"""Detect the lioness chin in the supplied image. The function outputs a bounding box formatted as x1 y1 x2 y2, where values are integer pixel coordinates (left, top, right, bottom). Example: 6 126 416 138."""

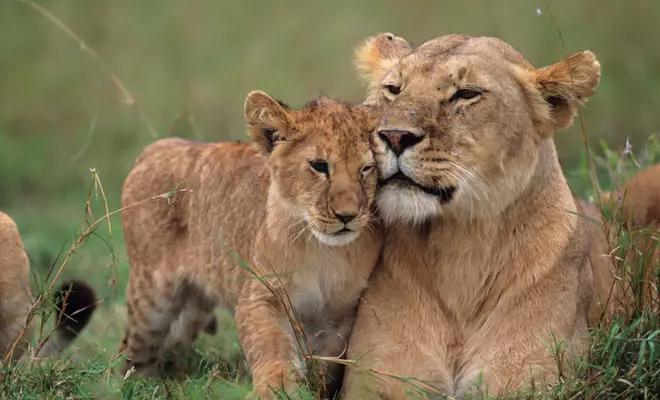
0 211 97 363
119 92 381 399
342 34 603 399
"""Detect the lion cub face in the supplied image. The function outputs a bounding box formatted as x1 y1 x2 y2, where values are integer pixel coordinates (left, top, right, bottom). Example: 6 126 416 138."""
245 91 379 246
354 34 600 224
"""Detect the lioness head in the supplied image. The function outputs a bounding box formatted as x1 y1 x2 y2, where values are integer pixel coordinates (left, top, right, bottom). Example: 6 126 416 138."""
354 34 601 224
244 91 379 246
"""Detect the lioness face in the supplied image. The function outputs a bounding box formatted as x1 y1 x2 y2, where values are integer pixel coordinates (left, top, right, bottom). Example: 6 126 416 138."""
355 34 600 224
245 91 379 246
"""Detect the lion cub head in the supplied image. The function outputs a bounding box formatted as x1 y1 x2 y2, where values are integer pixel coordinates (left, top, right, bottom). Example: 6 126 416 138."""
244 91 379 246
354 34 600 224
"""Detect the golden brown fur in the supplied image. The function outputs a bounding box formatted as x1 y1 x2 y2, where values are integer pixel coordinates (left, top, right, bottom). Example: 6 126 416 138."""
577 197 619 323
583 164 660 323
343 34 602 398
119 91 382 398
603 164 660 229
354 33 414 105
0 211 32 361
0 211 97 363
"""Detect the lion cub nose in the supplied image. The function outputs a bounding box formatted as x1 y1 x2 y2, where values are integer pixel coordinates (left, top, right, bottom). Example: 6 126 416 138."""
334 212 357 224
378 130 423 156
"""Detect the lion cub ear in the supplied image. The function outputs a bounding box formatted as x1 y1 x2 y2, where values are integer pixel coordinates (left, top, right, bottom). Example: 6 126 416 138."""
354 33 412 103
533 51 601 134
244 90 295 155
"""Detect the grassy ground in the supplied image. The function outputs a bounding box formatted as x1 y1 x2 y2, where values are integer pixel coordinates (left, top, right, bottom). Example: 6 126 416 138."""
1 0 659 398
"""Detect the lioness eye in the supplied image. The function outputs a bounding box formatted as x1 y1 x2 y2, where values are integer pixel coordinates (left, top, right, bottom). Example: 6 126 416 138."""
384 85 401 95
450 89 482 102
310 159 329 175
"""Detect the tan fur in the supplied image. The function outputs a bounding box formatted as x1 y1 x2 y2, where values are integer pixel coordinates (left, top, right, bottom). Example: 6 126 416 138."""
343 34 602 398
603 164 660 229
0 211 97 363
0 211 33 361
354 33 414 105
119 92 382 398
584 165 660 323
577 198 619 324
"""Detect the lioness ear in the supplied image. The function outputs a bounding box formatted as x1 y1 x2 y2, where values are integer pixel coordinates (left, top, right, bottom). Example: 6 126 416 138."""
244 90 295 155
533 51 601 133
354 33 412 103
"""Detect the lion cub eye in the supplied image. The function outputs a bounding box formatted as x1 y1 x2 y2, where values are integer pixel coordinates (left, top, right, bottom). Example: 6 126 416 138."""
309 159 329 175
449 88 483 102
360 163 376 178
384 85 401 95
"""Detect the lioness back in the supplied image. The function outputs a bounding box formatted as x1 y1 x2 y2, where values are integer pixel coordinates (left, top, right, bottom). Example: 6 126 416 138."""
584 164 660 323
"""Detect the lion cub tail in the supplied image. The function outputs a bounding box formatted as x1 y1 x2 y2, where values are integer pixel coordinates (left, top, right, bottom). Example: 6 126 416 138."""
32 280 97 359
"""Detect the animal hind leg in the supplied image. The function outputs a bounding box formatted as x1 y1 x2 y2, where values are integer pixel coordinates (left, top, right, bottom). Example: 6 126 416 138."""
0 314 32 362
165 283 217 352
120 272 184 377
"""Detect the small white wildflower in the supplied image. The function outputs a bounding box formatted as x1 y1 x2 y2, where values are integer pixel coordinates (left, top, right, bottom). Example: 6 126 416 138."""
625 138 640 167
536 8 542 17
622 137 633 156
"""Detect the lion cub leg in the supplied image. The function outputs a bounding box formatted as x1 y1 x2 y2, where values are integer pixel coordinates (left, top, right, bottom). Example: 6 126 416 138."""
120 273 185 377
166 286 217 352
236 279 303 399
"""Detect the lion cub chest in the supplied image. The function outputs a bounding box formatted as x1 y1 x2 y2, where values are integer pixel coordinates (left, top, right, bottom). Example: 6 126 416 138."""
283 249 372 351
289 254 369 320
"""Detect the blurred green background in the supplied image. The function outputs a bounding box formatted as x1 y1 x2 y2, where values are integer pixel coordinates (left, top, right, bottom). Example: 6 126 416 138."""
0 0 658 357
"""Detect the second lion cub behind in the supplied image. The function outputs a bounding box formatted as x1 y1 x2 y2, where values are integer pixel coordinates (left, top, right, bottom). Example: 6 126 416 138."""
119 91 381 398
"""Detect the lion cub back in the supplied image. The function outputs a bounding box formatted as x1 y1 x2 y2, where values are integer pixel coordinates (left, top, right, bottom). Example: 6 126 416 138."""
121 137 269 305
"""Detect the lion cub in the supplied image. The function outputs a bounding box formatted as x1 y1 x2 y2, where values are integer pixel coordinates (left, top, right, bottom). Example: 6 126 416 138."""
119 91 382 397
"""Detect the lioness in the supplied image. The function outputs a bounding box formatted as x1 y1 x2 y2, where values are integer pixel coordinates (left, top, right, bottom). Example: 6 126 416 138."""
342 34 602 398
1 211 97 362
357 33 660 327
119 91 381 398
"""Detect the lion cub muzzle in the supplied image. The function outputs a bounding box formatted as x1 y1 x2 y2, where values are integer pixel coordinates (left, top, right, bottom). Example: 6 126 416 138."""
316 177 367 246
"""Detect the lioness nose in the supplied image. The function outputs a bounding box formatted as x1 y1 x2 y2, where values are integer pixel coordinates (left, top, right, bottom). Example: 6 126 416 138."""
378 130 423 156
334 211 357 224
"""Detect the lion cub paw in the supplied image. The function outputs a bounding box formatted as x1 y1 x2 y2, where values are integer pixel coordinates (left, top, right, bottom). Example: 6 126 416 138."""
250 362 303 399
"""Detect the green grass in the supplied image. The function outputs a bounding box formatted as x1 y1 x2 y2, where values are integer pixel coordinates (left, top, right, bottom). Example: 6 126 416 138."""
1 0 659 398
